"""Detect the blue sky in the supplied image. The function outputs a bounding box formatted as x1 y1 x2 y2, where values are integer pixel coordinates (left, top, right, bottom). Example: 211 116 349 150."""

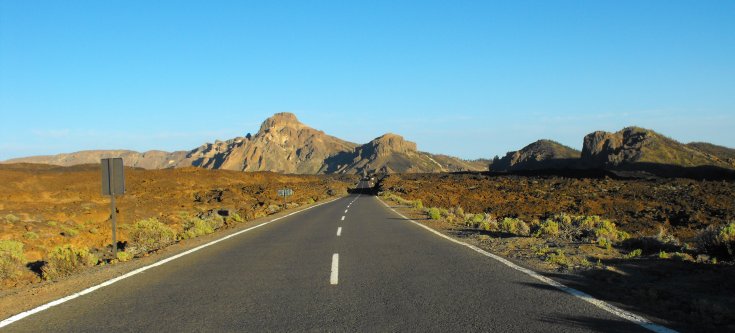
1 1 733 160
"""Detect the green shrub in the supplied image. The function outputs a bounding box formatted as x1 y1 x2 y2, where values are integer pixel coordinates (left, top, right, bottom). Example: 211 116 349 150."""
545 249 569 268
479 218 497 231
42 245 98 280
624 249 643 259
0 240 26 280
659 251 670 259
696 222 735 259
127 218 176 255
181 218 215 239
4 214 20 223
412 200 423 210
427 207 442 220
116 251 133 262
307 198 315 204
499 217 530 236
533 219 560 238
229 212 244 223
23 232 39 240
47 221 58 227
592 220 628 242
597 237 612 250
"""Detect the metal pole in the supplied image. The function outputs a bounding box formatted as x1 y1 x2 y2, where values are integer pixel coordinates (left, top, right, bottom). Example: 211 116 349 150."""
111 193 117 258
109 159 117 259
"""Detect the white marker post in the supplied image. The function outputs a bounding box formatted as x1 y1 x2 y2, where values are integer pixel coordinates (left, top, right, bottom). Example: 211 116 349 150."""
101 158 125 258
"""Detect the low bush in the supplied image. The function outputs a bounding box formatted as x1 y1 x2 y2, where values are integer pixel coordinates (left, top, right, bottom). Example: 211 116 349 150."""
116 251 133 262
499 217 530 236
23 232 39 240
545 249 569 268
412 200 423 210
0 240 26 280
533 219 560 238
42 245 98 280
427 207 442 220
4 214 20 223
127 218 176 255
181 218 215 239
696 222 735 260
624 248 643 259
229 212 244 223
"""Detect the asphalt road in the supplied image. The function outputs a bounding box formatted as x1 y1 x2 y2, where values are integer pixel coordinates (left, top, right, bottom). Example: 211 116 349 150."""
4 181 651 332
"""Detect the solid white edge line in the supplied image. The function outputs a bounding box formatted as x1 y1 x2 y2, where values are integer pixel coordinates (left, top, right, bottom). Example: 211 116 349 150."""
377 198 677 333
330 253 339 285
336 227 342 236
0 196 345 328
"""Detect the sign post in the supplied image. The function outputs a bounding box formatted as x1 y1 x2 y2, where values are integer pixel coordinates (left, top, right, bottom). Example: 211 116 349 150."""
101 158 125 258
278 188 294 209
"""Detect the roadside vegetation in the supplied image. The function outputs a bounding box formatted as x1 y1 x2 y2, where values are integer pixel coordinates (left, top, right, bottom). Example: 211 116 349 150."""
381 186 735 331
383 192 727 269
0 165 356 289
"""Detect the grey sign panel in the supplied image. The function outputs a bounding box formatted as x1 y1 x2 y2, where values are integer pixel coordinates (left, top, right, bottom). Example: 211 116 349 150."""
101 158 125 196
278 188 293 197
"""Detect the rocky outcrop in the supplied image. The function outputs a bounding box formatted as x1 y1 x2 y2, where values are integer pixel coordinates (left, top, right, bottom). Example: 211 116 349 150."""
492 140 580 171
180 112 358 173
327 133 476 174
581 127 732 169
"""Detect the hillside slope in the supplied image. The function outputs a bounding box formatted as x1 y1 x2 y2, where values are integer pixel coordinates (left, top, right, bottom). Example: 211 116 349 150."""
491 140 581 171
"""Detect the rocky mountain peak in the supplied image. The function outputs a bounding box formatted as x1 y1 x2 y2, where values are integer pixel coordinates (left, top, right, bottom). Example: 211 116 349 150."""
366 133 417 156
258 112 304 134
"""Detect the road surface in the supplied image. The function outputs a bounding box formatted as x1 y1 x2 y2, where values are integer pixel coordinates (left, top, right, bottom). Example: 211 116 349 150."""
4 181 651 332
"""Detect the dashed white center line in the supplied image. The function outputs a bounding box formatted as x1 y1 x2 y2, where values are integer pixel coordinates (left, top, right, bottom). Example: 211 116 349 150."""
336 227 342 236
330 253 339 285
344 209 348 213
341 216 345 221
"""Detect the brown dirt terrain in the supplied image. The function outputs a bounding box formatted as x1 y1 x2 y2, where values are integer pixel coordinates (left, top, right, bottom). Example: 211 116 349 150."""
0 163 355 289
380 172 735 239
379 173 735 332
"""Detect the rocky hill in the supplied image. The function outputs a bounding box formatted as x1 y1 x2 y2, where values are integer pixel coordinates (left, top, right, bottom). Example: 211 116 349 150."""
3 113 485 174
491 140 581 171
3 150 188 169
582 127 734 169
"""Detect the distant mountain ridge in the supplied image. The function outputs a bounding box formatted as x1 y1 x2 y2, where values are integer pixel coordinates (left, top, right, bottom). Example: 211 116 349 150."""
491 126 735 177
3 113 485 174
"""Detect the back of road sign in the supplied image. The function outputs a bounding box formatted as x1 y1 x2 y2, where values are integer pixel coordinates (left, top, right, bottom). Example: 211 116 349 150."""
101 158 125 196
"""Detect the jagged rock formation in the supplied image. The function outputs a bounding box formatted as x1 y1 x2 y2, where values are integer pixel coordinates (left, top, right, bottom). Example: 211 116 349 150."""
179 112 358 173
3 113 485 174
581 127 733 169
491 140 581 171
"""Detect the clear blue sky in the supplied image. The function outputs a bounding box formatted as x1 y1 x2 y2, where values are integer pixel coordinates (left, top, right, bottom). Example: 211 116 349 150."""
1 1 733 160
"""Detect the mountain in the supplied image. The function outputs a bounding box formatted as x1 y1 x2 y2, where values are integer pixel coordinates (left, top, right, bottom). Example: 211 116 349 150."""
326 133 484 174
582 127 734 169
2 150 188 169
491 140 581 171
3 113 485 174
179 112 358 173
